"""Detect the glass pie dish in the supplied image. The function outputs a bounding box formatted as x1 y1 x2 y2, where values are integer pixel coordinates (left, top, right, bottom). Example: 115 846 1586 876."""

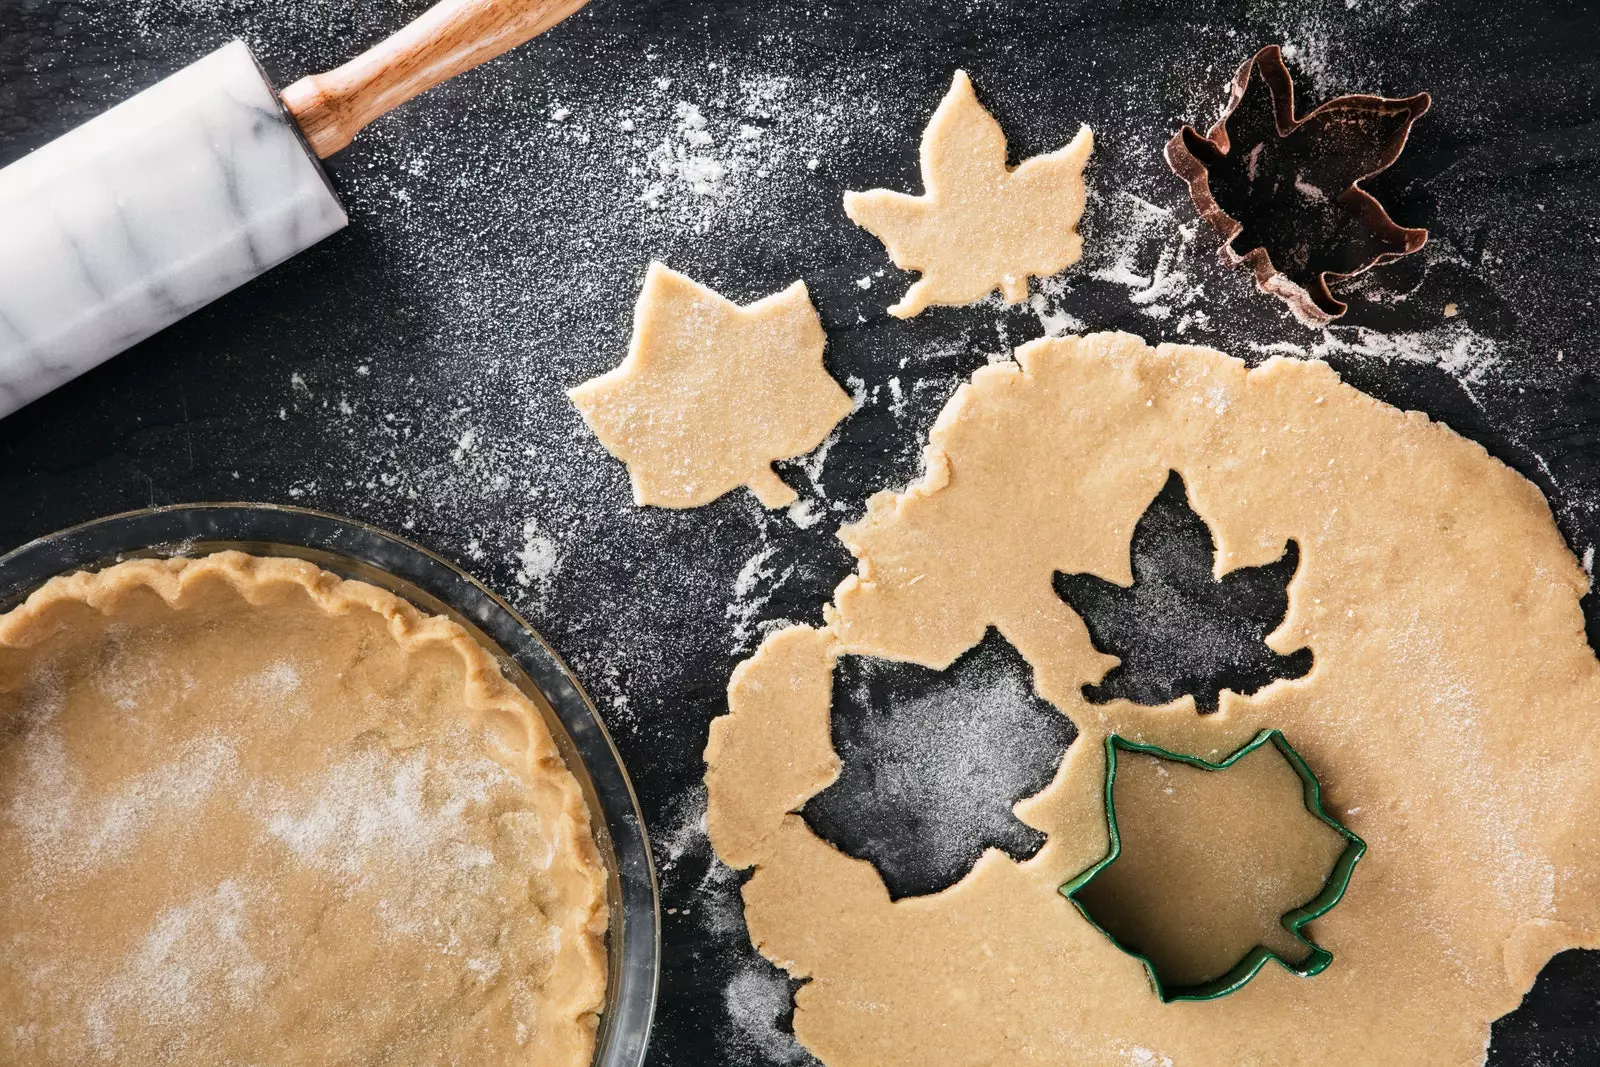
0 502 658 1067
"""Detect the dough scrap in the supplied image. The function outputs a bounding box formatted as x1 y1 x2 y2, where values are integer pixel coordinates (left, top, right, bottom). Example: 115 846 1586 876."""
704 332 1600 1066
844 70 1093 317
0 553 608 1066
569 261 852 508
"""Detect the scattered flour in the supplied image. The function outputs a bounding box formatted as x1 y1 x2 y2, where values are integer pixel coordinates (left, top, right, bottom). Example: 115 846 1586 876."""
1085 195 1206 322
86 880 267 1045
786 498 824 529
1028 286 1088 337
260 746 503 882
726 542 797 649
625 73 869 234
236 659 303 702
12 720 239 879
800 423 846 499
725 965 811 1066
514 516 560 589
1247 320 1503 385
652 784 711 883
1117 1043 1176 1067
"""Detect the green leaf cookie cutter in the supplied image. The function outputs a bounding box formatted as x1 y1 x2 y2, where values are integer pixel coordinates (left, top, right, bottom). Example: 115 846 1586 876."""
1059 728 1367 1003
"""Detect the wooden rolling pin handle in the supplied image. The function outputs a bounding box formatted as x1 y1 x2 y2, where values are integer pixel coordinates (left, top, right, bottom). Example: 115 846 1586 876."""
280 0 589 158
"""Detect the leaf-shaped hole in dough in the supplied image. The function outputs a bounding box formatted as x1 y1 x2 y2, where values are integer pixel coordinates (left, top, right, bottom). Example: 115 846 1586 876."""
1054 471 1312 713
801 629 1076 900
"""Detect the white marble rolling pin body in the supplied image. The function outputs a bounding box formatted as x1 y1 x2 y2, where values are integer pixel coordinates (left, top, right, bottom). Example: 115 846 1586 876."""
0 0 588 419
0 42 347 418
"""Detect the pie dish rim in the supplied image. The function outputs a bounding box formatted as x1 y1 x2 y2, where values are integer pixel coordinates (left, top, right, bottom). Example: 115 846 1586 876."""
0 501 660 1067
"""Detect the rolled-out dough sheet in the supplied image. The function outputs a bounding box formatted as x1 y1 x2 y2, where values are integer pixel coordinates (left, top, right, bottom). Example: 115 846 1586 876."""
704 332 1600 1066
844 70 1093 318
569 261 851 509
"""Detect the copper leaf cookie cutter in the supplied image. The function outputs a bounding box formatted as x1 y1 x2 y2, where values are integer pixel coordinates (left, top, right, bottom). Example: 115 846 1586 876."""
1060 729 1367 1003
1165 44 1430 326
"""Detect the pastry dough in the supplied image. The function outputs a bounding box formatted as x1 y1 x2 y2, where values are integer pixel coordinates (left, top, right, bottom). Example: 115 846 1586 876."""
0 552 607 1066
844 71 1092 317
570 261 851 509
705 332 1600 1065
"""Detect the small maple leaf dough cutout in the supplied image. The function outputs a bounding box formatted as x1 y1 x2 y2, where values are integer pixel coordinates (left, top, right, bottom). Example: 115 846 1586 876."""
569 263 851 509
843 70 1093 317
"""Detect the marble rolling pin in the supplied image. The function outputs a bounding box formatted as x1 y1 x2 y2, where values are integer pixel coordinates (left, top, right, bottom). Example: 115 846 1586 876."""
0 0 588 418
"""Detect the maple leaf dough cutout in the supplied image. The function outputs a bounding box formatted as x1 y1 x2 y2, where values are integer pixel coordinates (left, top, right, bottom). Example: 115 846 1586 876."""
568 262 851 509
843 70 1093 317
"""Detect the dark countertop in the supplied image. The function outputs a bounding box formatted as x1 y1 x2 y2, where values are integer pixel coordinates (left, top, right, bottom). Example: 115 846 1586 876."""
3 0 1599 1063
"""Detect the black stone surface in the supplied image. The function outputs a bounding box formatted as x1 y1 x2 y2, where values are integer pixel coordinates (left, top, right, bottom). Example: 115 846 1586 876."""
2 1 1599 1063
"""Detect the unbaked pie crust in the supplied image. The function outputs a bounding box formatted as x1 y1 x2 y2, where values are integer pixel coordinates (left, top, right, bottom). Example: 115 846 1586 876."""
0 551 607 1066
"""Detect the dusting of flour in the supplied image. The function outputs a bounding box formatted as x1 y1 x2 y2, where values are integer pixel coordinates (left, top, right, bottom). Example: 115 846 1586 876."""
31 2 1599 1063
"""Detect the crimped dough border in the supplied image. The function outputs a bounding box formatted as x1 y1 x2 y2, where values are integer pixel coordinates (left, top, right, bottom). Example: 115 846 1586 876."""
0 550 609 1063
